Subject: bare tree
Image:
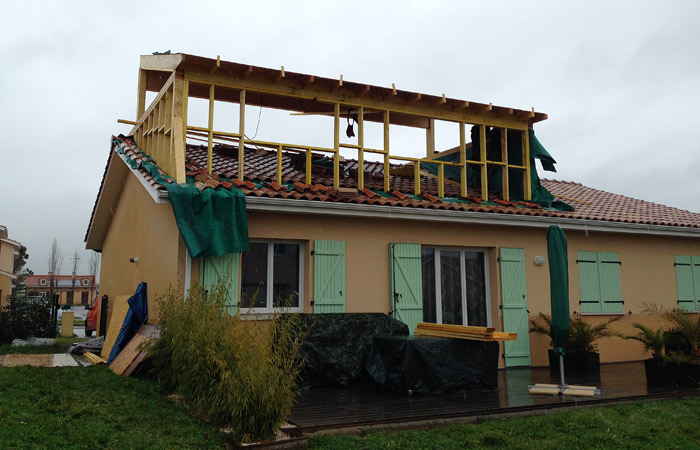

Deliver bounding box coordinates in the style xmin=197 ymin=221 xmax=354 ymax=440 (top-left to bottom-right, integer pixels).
xmin=88 ymin=252 xmax=100 ymax=300
xmin=47 ymin=238 xmax=63 ymax=328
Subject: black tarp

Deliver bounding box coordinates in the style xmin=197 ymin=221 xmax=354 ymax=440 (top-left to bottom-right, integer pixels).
xmin=298 ymin=313 xmax=409 ymax=386
xmin=367 ymin=336 xmax=499 ymax=395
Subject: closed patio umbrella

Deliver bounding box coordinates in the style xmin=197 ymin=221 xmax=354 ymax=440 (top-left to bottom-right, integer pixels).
xmin=547 ymin=225 xmax=570 ymax=389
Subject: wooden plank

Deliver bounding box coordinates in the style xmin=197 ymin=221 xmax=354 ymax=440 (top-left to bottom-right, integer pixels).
xmin=84 ymin=352 xmax=107 ymax=365
xmin=110 ymin=334 xmax=149 ymax=376
xmin=101 ymin=295 xmax=130 ymax=359
xmin=416 ymin=322 xmax=496 ymax=333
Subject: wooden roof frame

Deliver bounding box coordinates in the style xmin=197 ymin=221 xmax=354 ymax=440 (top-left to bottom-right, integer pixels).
xmin=137 ymin=53 xmax=547 ymax=130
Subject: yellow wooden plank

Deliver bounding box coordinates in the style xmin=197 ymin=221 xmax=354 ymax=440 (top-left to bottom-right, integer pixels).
xmin=333 ymin=103 xmax=340 ymax=188
xmin=383 ymin=111 xmax=390 ymax=191
xmin=238 ymin=89 xmax=246 ymax=180
xmin=417 ymin=322 xmax=496 ymax=333
xmin=426 ymin=118 xmax=435 ymax=156
xmin=459 ymin=122 xmax=467 ymax=198
xmin=207 ymin=84 xmax=214 ymax=174
xmin=438 ymin=164 xmax=445 ymax=198
xmin=479 ymin=124 xmax=488 ymax=200
xmin=276 ymin=145 xmax=283 ymax=184
xmin=357 ymin=106 xmax=364 ymax=190
xmin=414 ymin=162 xmax=421 ymax=195
xmin=501 ymin=128 xmax=509 ymax=201
xmin=110 ymin=334 xmax=149 ymax=376
xmin=101 ymin=295 xmax=131 ymax=359
xmin=523 ymin=129 xmax=532 ymax=200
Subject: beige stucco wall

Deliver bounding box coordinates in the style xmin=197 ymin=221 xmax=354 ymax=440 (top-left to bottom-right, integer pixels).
xmin=242 ymin=209 xmax=700 ymax=367
xmin=0 ymin=241 xmax=16 ymax=305
xmin=98 ymin=173 xmax=183 ymax=334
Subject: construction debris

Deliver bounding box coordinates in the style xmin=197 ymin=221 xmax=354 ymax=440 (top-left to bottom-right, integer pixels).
xmin=414 ymin=322 xmax=518 ymax=342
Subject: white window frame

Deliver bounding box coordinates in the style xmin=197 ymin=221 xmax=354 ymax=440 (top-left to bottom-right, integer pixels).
xmin=240 ymin=240 xmax=304 ymax=315
xmin=423 ymin=246 xmax=492 ymax=327
xmin=82 ymin=279 xmax=89 ymax=286
xmin=40 ymin=279 xmax=47 ymax=286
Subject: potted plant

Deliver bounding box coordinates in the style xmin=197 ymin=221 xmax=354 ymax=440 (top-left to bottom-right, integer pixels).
xmin=530 ymin=313 xmax=622 ymax=373
xmin=626 ymin=305 xmax=700 ymax=386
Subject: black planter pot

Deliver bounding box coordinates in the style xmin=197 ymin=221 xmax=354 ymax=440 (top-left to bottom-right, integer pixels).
xmin=644 ymin=358 xmax=700 ymax=386
xmin=548 ymin=349 xmax=600 ymax=374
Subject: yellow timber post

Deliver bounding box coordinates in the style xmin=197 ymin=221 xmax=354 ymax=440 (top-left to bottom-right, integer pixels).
xmin=238 ymin=90 xmax=246 ymax=180
xmin=171 ymin=75 xmax=187 ymax=183
xmin=523 ymin=129 xmax=532 ymax=200
xmin=479 ymin=124 xmax=488 ymax=200
xmin=357 ymin=106 xmax=364 ymax=190
xmin=459 ymin=122 xmax=467 ymax=198
xmin=383 ymin=111 xmax=390 ymax=192
xmin=207 ymin=84 xmax=215 ymax=174
xmin=333 ymin=103 xmax=340 ymax=188
xmin=501 ymin=128 xmax=509 ymax=201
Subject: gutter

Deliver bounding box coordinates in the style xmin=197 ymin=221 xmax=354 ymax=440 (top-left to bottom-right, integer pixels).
xmin=244 ymin=196 xmax=700 ymax=238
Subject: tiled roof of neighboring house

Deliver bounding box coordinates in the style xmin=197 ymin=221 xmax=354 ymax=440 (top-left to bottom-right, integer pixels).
xmin=107 ymin=136 xmax=700 ymax=230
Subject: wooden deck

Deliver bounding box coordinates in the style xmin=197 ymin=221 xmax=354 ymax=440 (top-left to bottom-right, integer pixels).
xmin=288 ymin=361 xmax=700 ymax=434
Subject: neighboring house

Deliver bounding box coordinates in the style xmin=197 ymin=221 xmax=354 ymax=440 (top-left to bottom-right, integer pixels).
xmin=26 ymin=274 xmax=97 ymax=307
xmin=85 ymin=53 xmax=700 ymax=368
xmin=0 ymin=225 xmax=22 ymax=306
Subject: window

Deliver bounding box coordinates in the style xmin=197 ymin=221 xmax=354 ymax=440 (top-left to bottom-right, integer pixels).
xmin=40 ymin=279 xmax=47 ymax=286
xmin=420 ymin=247 xmax=490 ymax=326
xmin=674 ymin=255 xmax=700 ymax=312
xmin=82 ymin=279 xmax=90 ymax=286
xmin=240 ymin=241 xmax=303 ymax=313
xmin=577 ymin=251 xmax=623 ymax=314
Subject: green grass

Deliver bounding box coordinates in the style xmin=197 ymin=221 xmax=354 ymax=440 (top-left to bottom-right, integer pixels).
xmin=308 ymin=396 xmax=700 ymax=449
xmin=0 ymin=365 xmax=227 ymax=449
xmin=1 ymin=363 xmax=700 ymax=449
xmin=0 ymin=337 xmax=87 ymax=355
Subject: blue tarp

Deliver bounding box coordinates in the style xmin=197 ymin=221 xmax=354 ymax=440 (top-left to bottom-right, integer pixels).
xmin=107 ymin=282 xmax=148 ymax=364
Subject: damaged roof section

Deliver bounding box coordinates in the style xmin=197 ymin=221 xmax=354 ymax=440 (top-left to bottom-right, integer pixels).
xmin=94 ymin=135 xmax=700 ymax=231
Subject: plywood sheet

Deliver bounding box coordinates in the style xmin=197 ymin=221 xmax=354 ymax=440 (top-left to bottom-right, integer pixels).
xmin=109 ymin=324 xmax=159 ymax=376
xmin=109 ymin=334 xmax=148 ymax=375
xmin=0 ymin=354 xmax=78 ymax=367
xmin=101 ymin=295 xmax=131 ymax=359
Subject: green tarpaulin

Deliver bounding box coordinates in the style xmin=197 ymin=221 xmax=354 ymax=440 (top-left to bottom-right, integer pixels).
xmin=423 ymin=128 xmax=572 ymax=209
xmin=546 ymin=225 xmax=569 ymax=355
xmin=114 ymin=137 xmax=249 ymax=258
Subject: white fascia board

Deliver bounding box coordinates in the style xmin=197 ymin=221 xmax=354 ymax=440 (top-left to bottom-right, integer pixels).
xmin=244 ymin=196 xmax=700 ymax=239
xmin=114 ymin=152 xmax=170 ymax=204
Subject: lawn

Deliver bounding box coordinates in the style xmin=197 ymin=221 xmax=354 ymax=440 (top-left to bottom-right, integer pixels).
xmin=308 ymin=396 xmax=700 ymax=449
xmin=0 ymin=337 xmax=85 ymax=355
xmin=0 ymin=365 xmax=227 ymax=449
xmin=1 ymin=362 xmax=699 ymax=449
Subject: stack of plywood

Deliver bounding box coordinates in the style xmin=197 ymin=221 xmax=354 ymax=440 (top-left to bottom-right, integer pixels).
xmin=414 ymin=322 xmax=518 ymax=342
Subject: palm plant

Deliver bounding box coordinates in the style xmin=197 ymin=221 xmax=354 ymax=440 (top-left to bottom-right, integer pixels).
xmin=643 ymin=304 xmax=700 ymax=358
xmin=624 ymin=323 xmax=666 ymax=359
xmin=529 ymin=313 xmax=622 ymax=353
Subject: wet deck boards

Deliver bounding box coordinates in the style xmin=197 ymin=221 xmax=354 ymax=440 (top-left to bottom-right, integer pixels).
xmin=288 ymin=362 xmax=699 ymax=433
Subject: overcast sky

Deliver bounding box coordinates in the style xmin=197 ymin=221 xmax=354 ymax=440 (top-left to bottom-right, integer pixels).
xmin=1 ymin=1 xmax=699 ymax=275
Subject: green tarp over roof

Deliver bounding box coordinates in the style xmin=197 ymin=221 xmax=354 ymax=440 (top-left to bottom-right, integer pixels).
xmin=114 ymin=137 xmax=249 ymax=258
xmin=423 ymin=129 xmax=572 ymax=210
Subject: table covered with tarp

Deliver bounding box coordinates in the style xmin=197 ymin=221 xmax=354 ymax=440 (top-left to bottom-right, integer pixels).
xmin=367 ymin=336 xmax=499 ymax=395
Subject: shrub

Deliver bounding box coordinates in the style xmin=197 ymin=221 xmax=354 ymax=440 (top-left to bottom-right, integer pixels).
xmin=529 ymin=313 xmax=622 ymax=353
xmin=0 ymin=296 xmax=55 ymax=344
xmin=146 ymin=280 xmax=309 ymax=443
xmin=626 ymin=304 xmax=700 ymax=362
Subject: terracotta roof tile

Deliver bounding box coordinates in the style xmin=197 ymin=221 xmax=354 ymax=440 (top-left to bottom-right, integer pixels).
xmin=104 ymin=136 xmax=700 ymax=230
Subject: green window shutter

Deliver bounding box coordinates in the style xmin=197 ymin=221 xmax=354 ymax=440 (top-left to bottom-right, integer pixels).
xmin=313 ymin=240 xmax=346 ymax=313
xmin=694 ymin=256 xmax=700 ymax=311
xmin=675 ymin=255 xmax=697 ymax=311
xmin=201 ymin=253 xmax=240 ymax=315
xmin=390 ymin=243 xmax=423 ymax=334
xmin=598 ymin=252 xmax=623 ymax=314
xmin=499 ymin=247 xmax=531 ymax=367
xmin=578 ymin=251 xmax=602 ymax=313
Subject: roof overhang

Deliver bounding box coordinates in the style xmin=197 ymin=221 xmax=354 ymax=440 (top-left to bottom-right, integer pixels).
xmin=0 ymin=238 xmax=21 ymax=249
xmin=0 ymin=269 xmax=17 ymax=280
xmin=244 ymin=196 xmax=700 ymax=239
